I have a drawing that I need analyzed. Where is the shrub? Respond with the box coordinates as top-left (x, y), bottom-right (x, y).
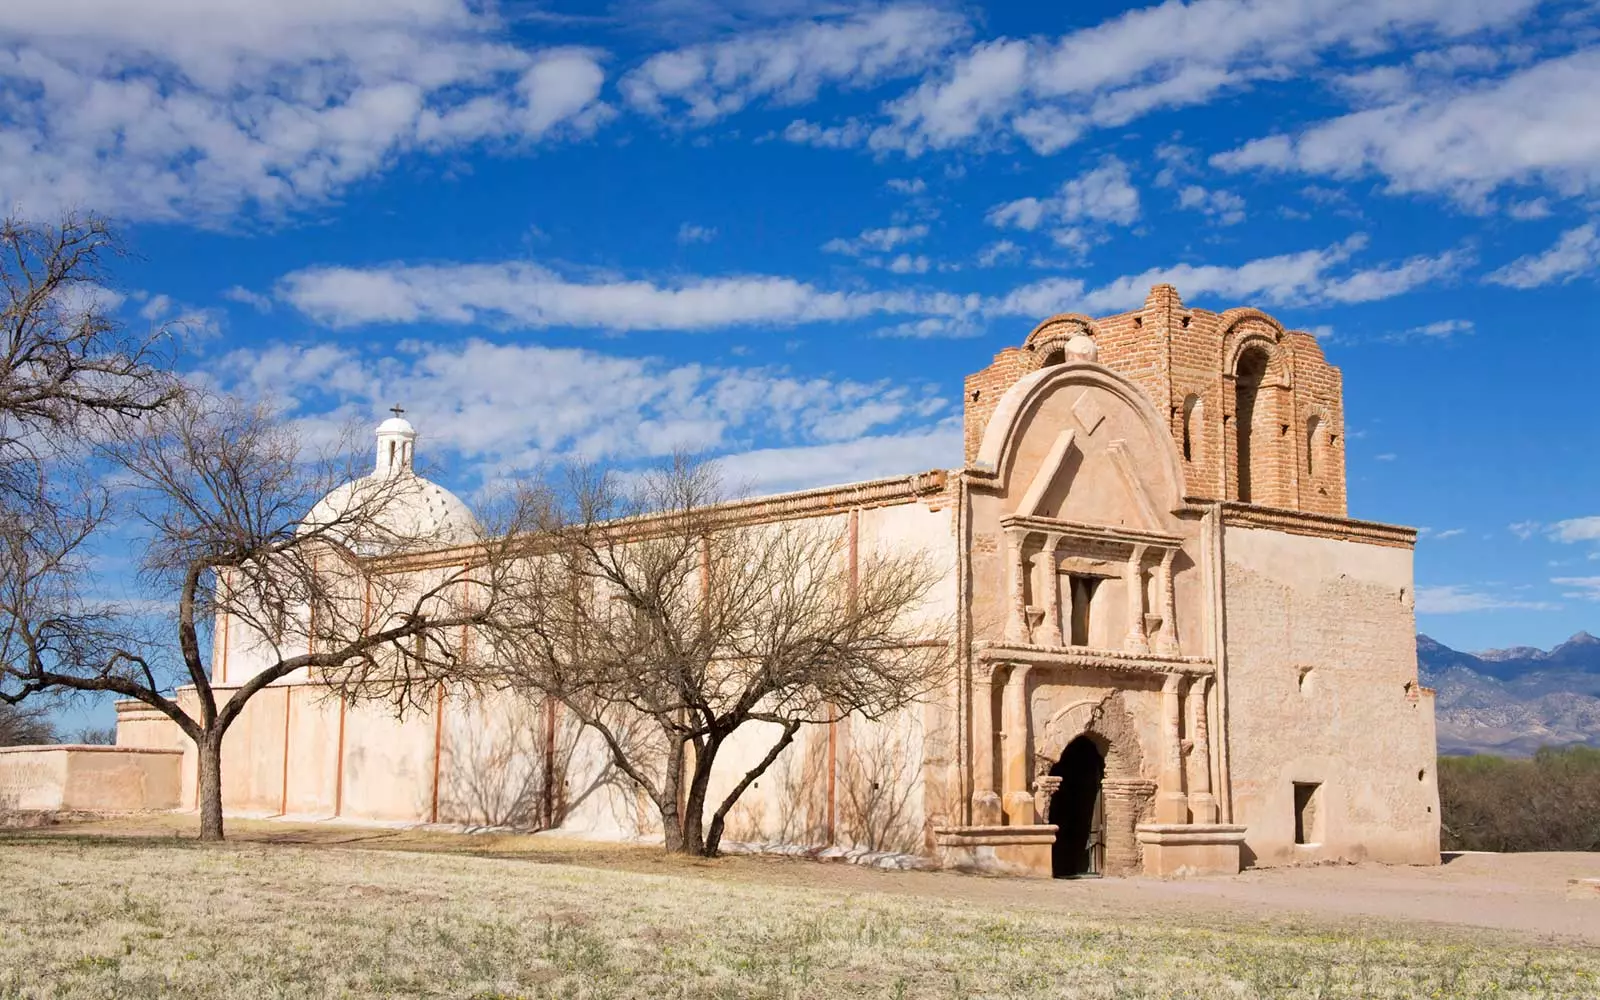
top-left (1438, 745), bottom-right (1600, 852)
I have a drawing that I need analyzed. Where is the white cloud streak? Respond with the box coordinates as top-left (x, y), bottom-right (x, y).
top-left (207, 339), bottom-right (957, 494)
top-left (862, 0), bottom-right (1539, 156)
top-left (276, 233), bottom-right (1462, 334)
top-left (1213, 49), bottom-right (1600, 208)
top-left (620, 5), bottom-right (970, 124)
top-left (986, 156), bottom-right (1140, 231)
top-left (1486, 222), bottom-right (1600, 288)
top-left (1415, 584), bottom-right (1559, 614)
top-left (0, 1), bottom-right (611, 220)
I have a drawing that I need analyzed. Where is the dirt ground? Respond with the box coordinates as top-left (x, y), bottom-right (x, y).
top-left (21, 813), bottom-right (1600, 948)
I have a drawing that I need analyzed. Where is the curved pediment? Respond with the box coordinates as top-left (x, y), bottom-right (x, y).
top-left (970, 362), bottom-right (1185, 530)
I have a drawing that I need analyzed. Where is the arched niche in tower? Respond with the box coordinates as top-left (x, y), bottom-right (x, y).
top-left (1234, 345), bottom-right (1271, 504)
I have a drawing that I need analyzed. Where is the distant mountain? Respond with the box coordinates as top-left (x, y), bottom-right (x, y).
top-left (1417, 632), bottom-right (1600, 756)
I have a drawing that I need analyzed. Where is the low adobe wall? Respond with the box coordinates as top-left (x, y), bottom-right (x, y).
top-left (0, 745), bottom-right (183, 812)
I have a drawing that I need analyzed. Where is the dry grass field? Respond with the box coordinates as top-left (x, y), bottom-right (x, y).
top-left (0, 818), bottom-right (1595, 999)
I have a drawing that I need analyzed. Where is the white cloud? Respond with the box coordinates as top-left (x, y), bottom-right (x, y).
top-left (281, 234), bottom-right (1461, 334)
top-left (1415, 584), bottom-right (1559, 614)
top-left (677, 223), bottom-right (718, 245)
top-left (1384, 318), bottom-right (1473, 342)
top-left (865, 0), bottom-right (1538, 156)
top-left (620, 5), bottom-right (970, 124)
top-left (1549, 516), bottom-right (1600, 544)
top-left (276, 258), bottom-right (972, 332)
top-left (886, 177), bottom-right (926, 194)
top-left (976, 240), bottom-right (1022, 268)
top-left (222, 285), bottom-right (273, 313)
top-left (1552, 576), bottom-right (1600, 601)
top-left (1509, 520), bottom-right (1541, 540)
top-left (1213, 49), bottom-right (1600, 208)
top-left (207, 339), bottom-right (955, 493)
top-left (886, 253), bottom-right (930, 274)
top-left (1486, 222), bottom-right (1600, 288)
top-left (1433, 528), bottom-right (1466, 539)
top-left (821, 223), bottom-right (929, 256)
top-left (987, 156), bottom-right (1140, 232)
top-left (781, 117), bottom-right (871, 148)
top-left (1177, 185), bottom-right (1246, 225)
top-left (722, 422), bottom-right (960, 494)
top-left (1026, 235), bottom-right (1462, 314)
top-left (0, 3), bottom-right (610, 220)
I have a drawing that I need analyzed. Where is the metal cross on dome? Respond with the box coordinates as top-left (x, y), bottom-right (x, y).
top-left (390, 405), bottom-right (405, 418)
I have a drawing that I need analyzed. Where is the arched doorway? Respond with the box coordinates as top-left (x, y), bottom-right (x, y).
top-left (1049, 735), bottom-right (1106, 877)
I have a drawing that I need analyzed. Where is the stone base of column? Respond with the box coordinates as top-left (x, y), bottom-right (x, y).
top-left (1154, 788), bottom-right (1190, 824)
top-left (1135, 823), bottom-right (1247, 876)
top-left (1187, 791), bottom-right (1218, 824)
top-left (1005, 790), bottom-right (1037, 826)
top-left (933, 824), bottom-right (1057, 877)
top-left (972, 789), bottom-right (1003, 826)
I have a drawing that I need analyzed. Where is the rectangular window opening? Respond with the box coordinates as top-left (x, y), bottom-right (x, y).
top-left (1068, 575), bottom-right (1099, 647)
top-left (1293, 781), bottom-right (1322, 845)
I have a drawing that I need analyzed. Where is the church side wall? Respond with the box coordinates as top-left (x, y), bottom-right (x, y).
top-left (1221, 526), bottom-right (1439, 867)
top-left (111, 494), bottom-right (959, 855)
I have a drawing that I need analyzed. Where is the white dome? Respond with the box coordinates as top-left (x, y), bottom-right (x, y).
top-left (298, 412), bottom-right (479, 554)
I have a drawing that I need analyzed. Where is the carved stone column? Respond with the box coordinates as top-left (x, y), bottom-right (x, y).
top-left (1188, 675), bottom-right (1218, 823)
top-left (1155, 548), bottom-right (1179, 656)
top-left (1034, 535), bottom-right (1063, 647)
top-left (1155, 672), bottom-right (1189, 823)
top-left (1032, 774), bottom-right (1061, 822)
top-left (1123, 544), bottom-right (1150, 654)
top-left (970, 661), bottom-right (1002, 825)
top-left (1001, 664), bottom-right (1036, 825)
top-left (1004, 528), bottom-right (1030, 644)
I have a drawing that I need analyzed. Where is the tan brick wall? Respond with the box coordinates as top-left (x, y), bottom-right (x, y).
top-left (963, 286), bottom-right (1347, 516)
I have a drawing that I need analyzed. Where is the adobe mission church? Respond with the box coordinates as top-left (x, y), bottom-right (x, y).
top-left (115, 284), bottom-right (1442, 877)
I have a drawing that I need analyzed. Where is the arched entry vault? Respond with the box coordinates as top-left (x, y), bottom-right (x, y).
top-left (1032, 692), bottom-right (1155, 877)
top-left (1049, 735), bottom-right (1105, 876)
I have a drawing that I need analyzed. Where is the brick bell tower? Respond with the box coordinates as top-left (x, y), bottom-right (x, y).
top-left (963, 284), bottom-right (1346, 516)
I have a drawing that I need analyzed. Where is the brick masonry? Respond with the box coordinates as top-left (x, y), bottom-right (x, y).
top-left (964, 285), bottom-right (1347, 517)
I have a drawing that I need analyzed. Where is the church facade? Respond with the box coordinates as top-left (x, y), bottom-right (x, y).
top-left (115, 285), bottom-right (1441, 876)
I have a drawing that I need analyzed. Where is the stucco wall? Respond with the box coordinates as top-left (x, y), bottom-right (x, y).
top-left (0, 746), bottom-right (182, 812)
top-left (1221, 526), bottom-right (1439, 866)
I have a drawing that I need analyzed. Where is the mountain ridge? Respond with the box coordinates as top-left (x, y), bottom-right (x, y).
top-left (1417, 632), bottom-right (1600, 756)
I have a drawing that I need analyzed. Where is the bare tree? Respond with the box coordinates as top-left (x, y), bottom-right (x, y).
top-left (0, 394), bottom-right (534, 841)
top-left (0, 212), bottom-right (181, 754)
top-left (494, 458), bottom-right (951, 857)
top-left (0, 702), bottom-right (54, 746)
top-left (0, 212), bottom-right (179, 505)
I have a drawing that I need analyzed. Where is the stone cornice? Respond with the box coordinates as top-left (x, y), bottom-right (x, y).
top-left (368, 469), bottom-right (953, 572)
top-left (999, 513), bottom-right (1183, 550)
top-left (1210, 502), bottom-right (1416, 549)
top-left (975, 641), bottom-right (1214, 676)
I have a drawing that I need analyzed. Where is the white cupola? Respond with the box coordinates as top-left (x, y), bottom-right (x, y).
top-left (375, 405), bottom-right (417, 477)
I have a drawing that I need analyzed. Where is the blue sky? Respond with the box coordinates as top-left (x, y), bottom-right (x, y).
top-left (5, 0), bottom-right (1600, 691)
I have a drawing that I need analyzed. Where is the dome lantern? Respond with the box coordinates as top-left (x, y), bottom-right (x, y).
top-left (375, 404), bottom-right (416, 477)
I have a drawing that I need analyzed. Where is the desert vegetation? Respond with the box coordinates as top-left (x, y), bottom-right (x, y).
top-left (1438, 745), bottom-right (1600, 852)
top-left (0, 836), bottom-right (1593, 1000)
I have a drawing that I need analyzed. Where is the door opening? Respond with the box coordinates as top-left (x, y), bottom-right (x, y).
top-left (1049, 734), bottom-right (1106, 877)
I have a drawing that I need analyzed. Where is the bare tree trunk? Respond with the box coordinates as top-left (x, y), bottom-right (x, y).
top-left (705, 722), bottom-right (800, 858)
top-left (678, 737), bottom-right (721, 856)
top-left (197, 731), bottom-right (225, 842)
top-left (658, 744), bottom-right (685, 853)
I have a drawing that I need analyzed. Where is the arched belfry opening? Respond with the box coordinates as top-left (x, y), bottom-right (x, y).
top-left (1234, 346), bottom-right (1271, 503)
top-left (1049, 735), bottom-right (1106, 877)
top-left (1181, 393), bottom-right (1201, 463)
